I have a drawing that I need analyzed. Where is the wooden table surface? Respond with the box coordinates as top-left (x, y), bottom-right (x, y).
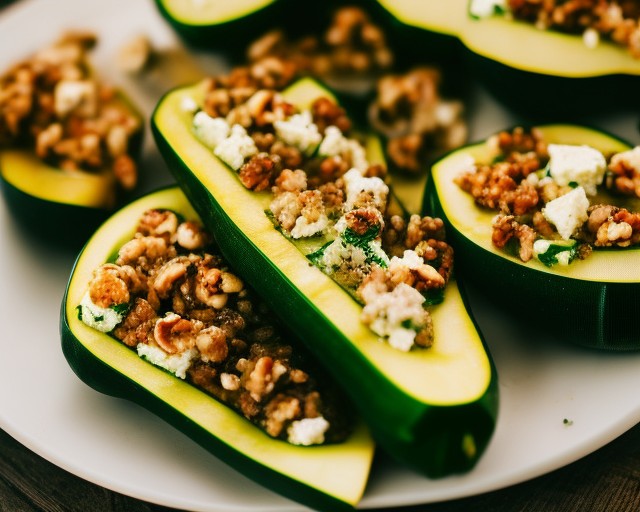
top-left (2, 422), bottom-right (640, 512)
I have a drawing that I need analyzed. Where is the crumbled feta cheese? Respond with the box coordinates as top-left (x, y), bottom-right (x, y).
top-left (193, 111), bottom-right (230, 150)
top-left (469, 0), bottom-right (507, 18)
top-left (181, 95), bottom-right (198, 113)
top-left (287, 416), bottom-right (330, 446)
top-left (583, 28), bottom-right (600, 49)
top-left (319, 238), bottom-right (369, 269)
top-left (342, 168), bottom-right (389, 211)
top-left (54, 79), bottom-right (98, 118)
top-left (318, 125), bottom-right (350, 157)
top-left (547, 144), bottom-right (606, 196)
top-left (136, 343), bottom-right (198, 380)
top-left (362, 282), bottom-right (426, 352)
top-left (274, 110), bottom-right (322, 155)
top-left (79, 292), bottom-right (125, 333)
top-left (388, 327), bottom-right (417, 352)
top-left (542, 186), bottom-right (590, 239)
top-left (214, 124), bottom-right (258, 170)
top-left (533, 239), bottom-right (574, 266)
top-left (290, 213), bottom-right (329, 239)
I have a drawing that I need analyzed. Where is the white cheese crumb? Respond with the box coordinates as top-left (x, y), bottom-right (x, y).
top-left (136, 344), bottom-right (198, 380)
top-left (54, 80), bottom-right (98, 118)
top-left (469, 0), bottom-right (507, 18)
top-left (318, 125), bottom-right (350, 157)
top-left (388, 327), bottom-right (417, 352)
top-left (192, 111), bottom-right (230, 149)
top-left (342, 168), bottom-right (389, 211)
top-left (547, 144), bottom-right (606, 196)
top-left (583, 28), bottom-right (600, 49)
top-left (533, 240), bottom-right (573, 266)
top-left (320, 238), bottom-right (369, 269)
top-left (79, 292), bottom-right (125, 333)
top-left (181, 95), bottom-right (198, 113)
top-left (290, 213), bottom-right (329, 239)
top-left (362, 282), bottom-right (426, 352)
top-left (274, 110), bottom-right (322, 155)
top-left (287, 416), bottom-right (330, 446)
top-left (214, 124), bottom-right (258, 170)
top-left (542, 186), bottom-right (590, 240)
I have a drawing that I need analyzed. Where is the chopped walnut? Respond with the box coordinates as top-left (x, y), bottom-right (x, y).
top-left (492, 214), bottom-right (537, 262)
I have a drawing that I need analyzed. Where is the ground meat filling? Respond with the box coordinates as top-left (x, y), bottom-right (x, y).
top-left (0, 32), bottom-right (142, 191)
top-left (455, 127), bottom-right (640, 266)
top-left (79, 209), bottom-right (353, 445)
top-left (187, 73), bottom-right (455, 351)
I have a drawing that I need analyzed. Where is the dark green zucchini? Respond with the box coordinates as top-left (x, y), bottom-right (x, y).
top-left (154, 0), bottom-right (289, 56)
top-left (375, 0), bottom-right (640, 118)
top-left (0, 93), bottom-right (143, 249)
top-left (425, 124), bottom-right (640, 351)
top-left (373, 0), bottom-right (466, 73)
top-left (151, 77), bottom-right (498, 477)
top-left (60, 185), bottom-right (375, 512)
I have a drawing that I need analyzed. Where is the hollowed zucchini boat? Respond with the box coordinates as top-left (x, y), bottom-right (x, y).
top-left (375, 0), bottom-right (640, 118)
top-left (60, 185), bottom-right (374, 512)
top-left (0, 93), bottom-right (143, 248)
top-left (425, 124), bottom-right (640, 351)
top-left (151, 77), bottom-right (498, 477)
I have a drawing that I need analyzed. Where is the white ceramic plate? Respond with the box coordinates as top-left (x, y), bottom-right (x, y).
top-left (1, 1), bottom-right (639, 511)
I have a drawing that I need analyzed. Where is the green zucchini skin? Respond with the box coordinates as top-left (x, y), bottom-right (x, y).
top-left (424, 125), bottom-right (640, 351)
top-left (0, 176), bottom-right (111, 248)
top-left (467, 53), bottom-right (640, 121)
top-left (151, 79), bottom-right (499, 477)
top-left (154, 0), bottom-right (288, 58)
top-left (0, 109), bottom-right (143, 250)
top-left (60, 186), bottom-right (375, 512)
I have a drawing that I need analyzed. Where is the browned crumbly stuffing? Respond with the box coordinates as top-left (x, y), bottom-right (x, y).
top-left (243, 7), bottom-right (466, 175)
top-left (193, 72), bottom-right (455, 351)
top-left (456, 127), bottom-right (640, 264)
top-left (368, 67), bottom-right (468, 174)
top-left (247, 6), bottom-right (393, 82)
top-left (0, 32), bottom-right (142, 191)
top-left (84, 209), bottom-right (353, 444)
top-left (507, 0), bottom-right (640, 57)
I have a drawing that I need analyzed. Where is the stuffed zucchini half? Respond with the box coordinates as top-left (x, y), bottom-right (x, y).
top-left (60, 185), bottom-right (374, 512)
top-left (374, 0), bottom-right (640, 117)
top-left (0, 102), bottom-right (143, 247)
top-left (0, 33), bottom-right (144, 247)
top-left (425, 124), bottom-right (640, 351)
top-left (152, 77), bottom-right (498, 477)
